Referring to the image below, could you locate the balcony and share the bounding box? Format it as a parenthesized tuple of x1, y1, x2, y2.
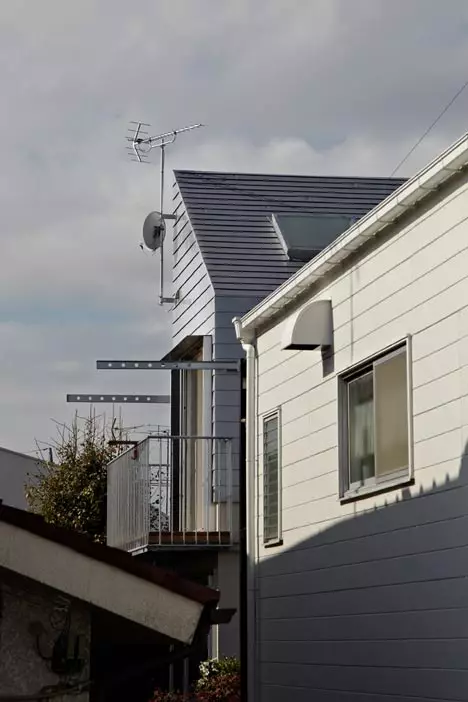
(107, 435, 237, 552)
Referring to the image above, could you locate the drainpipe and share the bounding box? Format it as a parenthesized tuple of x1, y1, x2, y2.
(233, 317, 256, 702)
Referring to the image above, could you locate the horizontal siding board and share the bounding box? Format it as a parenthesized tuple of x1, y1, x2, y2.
(258, 688, 461, 702)
(259, 514, 468, 579)
(213, 373, 240, 393)
(260, 577, 468, 620)
(261, 578, 468, 628)
(262, 639, 468, 669)
(260, 662, 468, 700)
(213, 389, 241, 408)
(212, 404, 240, 425)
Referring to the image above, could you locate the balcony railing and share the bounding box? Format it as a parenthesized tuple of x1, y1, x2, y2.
(107, 435, 237, 552)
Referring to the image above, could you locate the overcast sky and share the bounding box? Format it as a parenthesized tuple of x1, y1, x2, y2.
(2, 0, 468, 453)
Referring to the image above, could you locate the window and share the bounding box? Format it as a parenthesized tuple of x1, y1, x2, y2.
(340, 343, 411, 498)
(263, 412, 281, 545)
(271, 213, 356, 262)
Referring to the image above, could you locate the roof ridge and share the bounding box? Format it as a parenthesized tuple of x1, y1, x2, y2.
(174, 169, 406, 182)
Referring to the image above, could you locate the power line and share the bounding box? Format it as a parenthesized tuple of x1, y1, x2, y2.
(391, 76, 468, 177)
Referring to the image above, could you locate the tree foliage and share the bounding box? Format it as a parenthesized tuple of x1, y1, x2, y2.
(26, 412, 125, 543)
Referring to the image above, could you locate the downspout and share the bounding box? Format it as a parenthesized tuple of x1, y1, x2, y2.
(233, 317, 256, 702)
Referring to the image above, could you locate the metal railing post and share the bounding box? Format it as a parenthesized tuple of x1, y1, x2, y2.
(227, 438, 233, 545)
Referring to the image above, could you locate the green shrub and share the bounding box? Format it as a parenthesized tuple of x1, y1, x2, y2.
(150, 657, 240, 702)
(195, 657, 240, 700)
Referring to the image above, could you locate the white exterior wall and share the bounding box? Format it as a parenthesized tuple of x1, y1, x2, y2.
(253, 172, 468, 701)
(172, 188, 216, 344)
(0, 447, 39, 510)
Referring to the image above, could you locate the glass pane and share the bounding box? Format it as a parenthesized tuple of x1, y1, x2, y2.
(264, 416, 279, 542)
(374, 350, 408, 476)
(273, 213, 355, 262)
(348, 372, 375, 485)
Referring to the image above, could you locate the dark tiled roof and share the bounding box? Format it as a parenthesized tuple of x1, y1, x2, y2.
(174, 170, 406, 297)
(0, 502, 219, 606)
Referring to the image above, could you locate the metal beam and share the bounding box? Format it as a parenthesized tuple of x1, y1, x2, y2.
(96, 360, 240, 371)
(67, 394, 170, 404)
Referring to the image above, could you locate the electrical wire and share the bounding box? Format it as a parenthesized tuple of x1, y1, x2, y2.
(390, 76, 468, 177)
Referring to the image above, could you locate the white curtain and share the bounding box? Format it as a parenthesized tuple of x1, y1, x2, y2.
(349, 375, 375, 484)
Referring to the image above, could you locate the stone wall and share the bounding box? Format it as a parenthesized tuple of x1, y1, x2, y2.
(0, 572, 90, 701)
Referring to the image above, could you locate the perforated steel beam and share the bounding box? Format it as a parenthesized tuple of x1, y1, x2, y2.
(67, 394, 170, 404)
(96, 360, 240, 371)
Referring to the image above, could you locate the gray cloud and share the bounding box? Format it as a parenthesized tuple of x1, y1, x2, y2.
(1, 0, 468, 450)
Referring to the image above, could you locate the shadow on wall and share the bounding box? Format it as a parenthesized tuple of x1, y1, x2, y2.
(255, 447, 468, 702)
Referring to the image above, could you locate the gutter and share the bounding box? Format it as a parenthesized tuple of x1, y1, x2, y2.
(232, 317, 257, 702)
(240, 130, 468, 336)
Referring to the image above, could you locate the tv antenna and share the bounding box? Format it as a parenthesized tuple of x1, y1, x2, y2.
(126, 121, 204, 305)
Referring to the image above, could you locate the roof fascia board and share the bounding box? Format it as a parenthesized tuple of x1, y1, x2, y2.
(0, 520, 204, 644)
(239, 132, 468, 336)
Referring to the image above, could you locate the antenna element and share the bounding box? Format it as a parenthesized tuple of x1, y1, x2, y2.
(126, 122, 204, 304)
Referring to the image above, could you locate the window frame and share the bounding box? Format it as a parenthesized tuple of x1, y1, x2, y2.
(262, 408, 282, 547)
(338, 337, 413, 501)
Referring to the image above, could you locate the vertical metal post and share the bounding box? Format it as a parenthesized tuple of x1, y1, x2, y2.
(227, 438, 233, 545)
(158, 439, 162, 544)
(217, 439, 222, 544)
(205, 438, 210, 535)
(159, 143, 165, 304)
(239, 358, 248, 701)
(165, 436, 170, 537)
(183, 654, 189, 695)
(171, 370, 181, 535)
(181, 438, 186, 544)
(169, 644, 174, 692)
(202, 335, 213, 537)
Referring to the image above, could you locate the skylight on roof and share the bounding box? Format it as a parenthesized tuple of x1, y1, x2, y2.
(272, 213, 356, 262)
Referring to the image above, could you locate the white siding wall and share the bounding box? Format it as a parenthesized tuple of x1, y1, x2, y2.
(0, 448, 38, 510)
(254, 173, 468, 701)
(172, 187, 215, 345)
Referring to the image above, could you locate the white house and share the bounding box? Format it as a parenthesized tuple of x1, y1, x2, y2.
(105, 169, 402, 676)
(235, 131, 468, 702)
(0, 445, 39, 509)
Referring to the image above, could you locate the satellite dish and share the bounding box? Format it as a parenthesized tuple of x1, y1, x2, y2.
(142, 211, 165, 251)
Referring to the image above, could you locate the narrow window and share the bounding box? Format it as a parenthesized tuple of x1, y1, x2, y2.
(341, 343, 410, 497)
(263, 412, 281, 545)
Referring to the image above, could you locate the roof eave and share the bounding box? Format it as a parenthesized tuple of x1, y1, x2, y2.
(238, 131, 468, 337)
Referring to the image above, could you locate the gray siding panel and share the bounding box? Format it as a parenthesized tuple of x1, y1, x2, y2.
(174, 170, 405, 298)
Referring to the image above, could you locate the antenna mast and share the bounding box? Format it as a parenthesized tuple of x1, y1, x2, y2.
(126, 122, 204, 305)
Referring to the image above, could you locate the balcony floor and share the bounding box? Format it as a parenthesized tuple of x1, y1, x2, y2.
(148, 531, 231, 547)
